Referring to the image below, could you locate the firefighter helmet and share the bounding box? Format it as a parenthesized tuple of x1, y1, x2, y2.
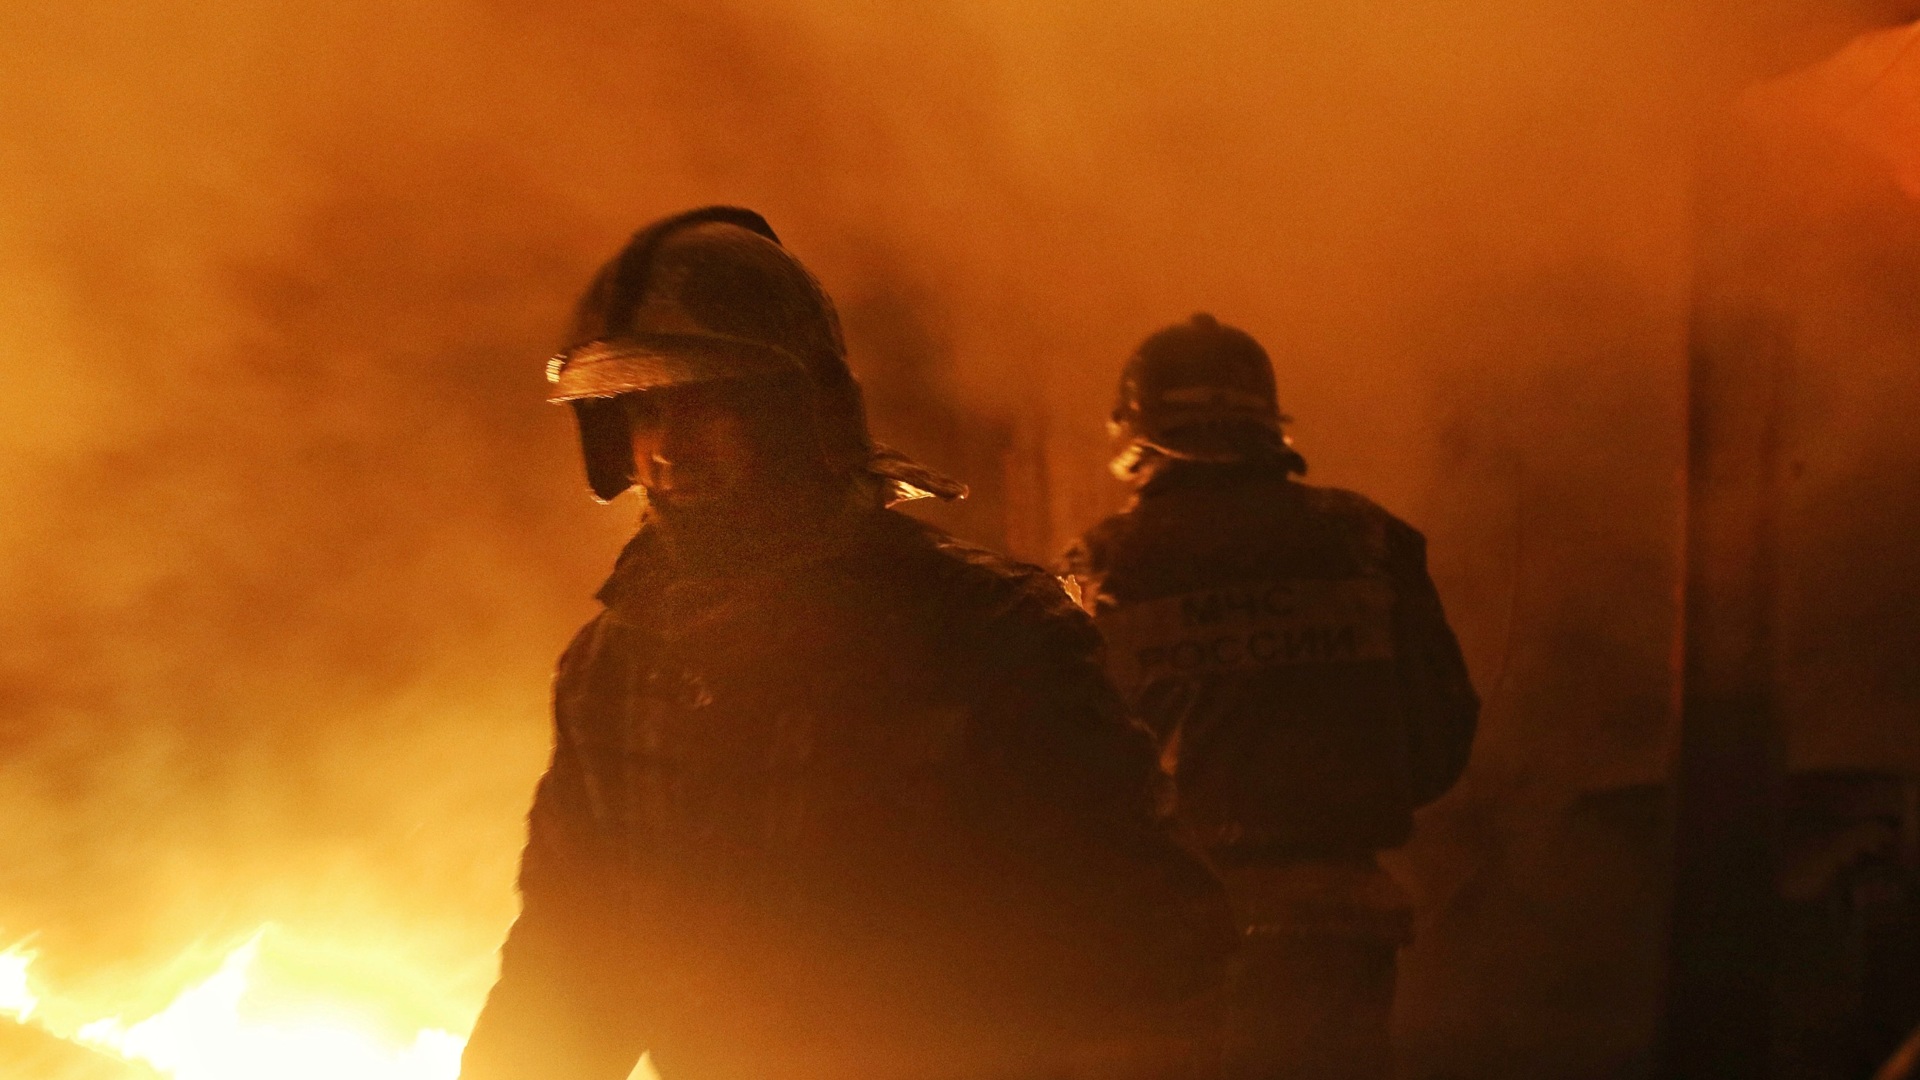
(1109, 313, 1304, 478)
(548, 206, 964, 504)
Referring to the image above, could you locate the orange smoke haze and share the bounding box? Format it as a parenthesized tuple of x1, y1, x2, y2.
(0, 1, 1914, 1076)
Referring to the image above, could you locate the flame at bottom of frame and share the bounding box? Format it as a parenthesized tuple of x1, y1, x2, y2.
(1, 933, 466, 1080)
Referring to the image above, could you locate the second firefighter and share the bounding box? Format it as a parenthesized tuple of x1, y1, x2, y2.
(1063, 314, 1480, 1080)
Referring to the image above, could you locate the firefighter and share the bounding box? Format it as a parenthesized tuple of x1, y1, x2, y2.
(459, 208, 1234, 1080)
(1061, 314, 1479, 1080)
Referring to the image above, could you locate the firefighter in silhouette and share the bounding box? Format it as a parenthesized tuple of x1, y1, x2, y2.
(1061, 315, 1479, 1080)
(459, 209, 1234, 1080)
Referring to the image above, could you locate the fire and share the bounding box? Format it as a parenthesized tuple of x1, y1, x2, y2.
(0, 940, 39, 1023)
(2, 933, 466, 1080)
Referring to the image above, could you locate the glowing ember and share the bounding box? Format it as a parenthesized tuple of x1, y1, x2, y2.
(2, 933, 465, 1080)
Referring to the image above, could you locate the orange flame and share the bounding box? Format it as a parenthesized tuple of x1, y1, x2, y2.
(4, 934, 465, 1080)
(0, 941, 39, 1024)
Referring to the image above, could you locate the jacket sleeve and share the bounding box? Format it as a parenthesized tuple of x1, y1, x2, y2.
(459, 621, 648, 1080)
(1384, 520, 1480, 808)
(965, 572, 1235, 1010)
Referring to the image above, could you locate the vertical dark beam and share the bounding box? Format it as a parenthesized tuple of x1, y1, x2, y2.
(1658, 145, 1790, 1076)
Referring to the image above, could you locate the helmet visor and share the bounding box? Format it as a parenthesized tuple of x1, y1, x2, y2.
(547, 334, 804, 402)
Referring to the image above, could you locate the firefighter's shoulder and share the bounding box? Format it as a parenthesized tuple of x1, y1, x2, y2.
(874, 508, 1100, 649)
(1293, 481, 1427, 555)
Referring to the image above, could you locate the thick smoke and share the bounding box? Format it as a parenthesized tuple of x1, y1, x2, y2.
(0, 0, 1912, 1072)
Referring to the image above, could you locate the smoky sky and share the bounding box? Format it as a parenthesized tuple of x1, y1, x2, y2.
(0, 0, 1913, 1069)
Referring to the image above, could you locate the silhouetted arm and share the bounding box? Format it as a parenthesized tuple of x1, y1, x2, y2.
(1385, 521, 1479, 808)
(460, 622, 648, 1080)
(965, 568, 1234, 1010)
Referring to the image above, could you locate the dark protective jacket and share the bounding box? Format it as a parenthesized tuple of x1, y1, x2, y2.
(1061, 459, 1478, 860)
(461, 505, 1234, 1080)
